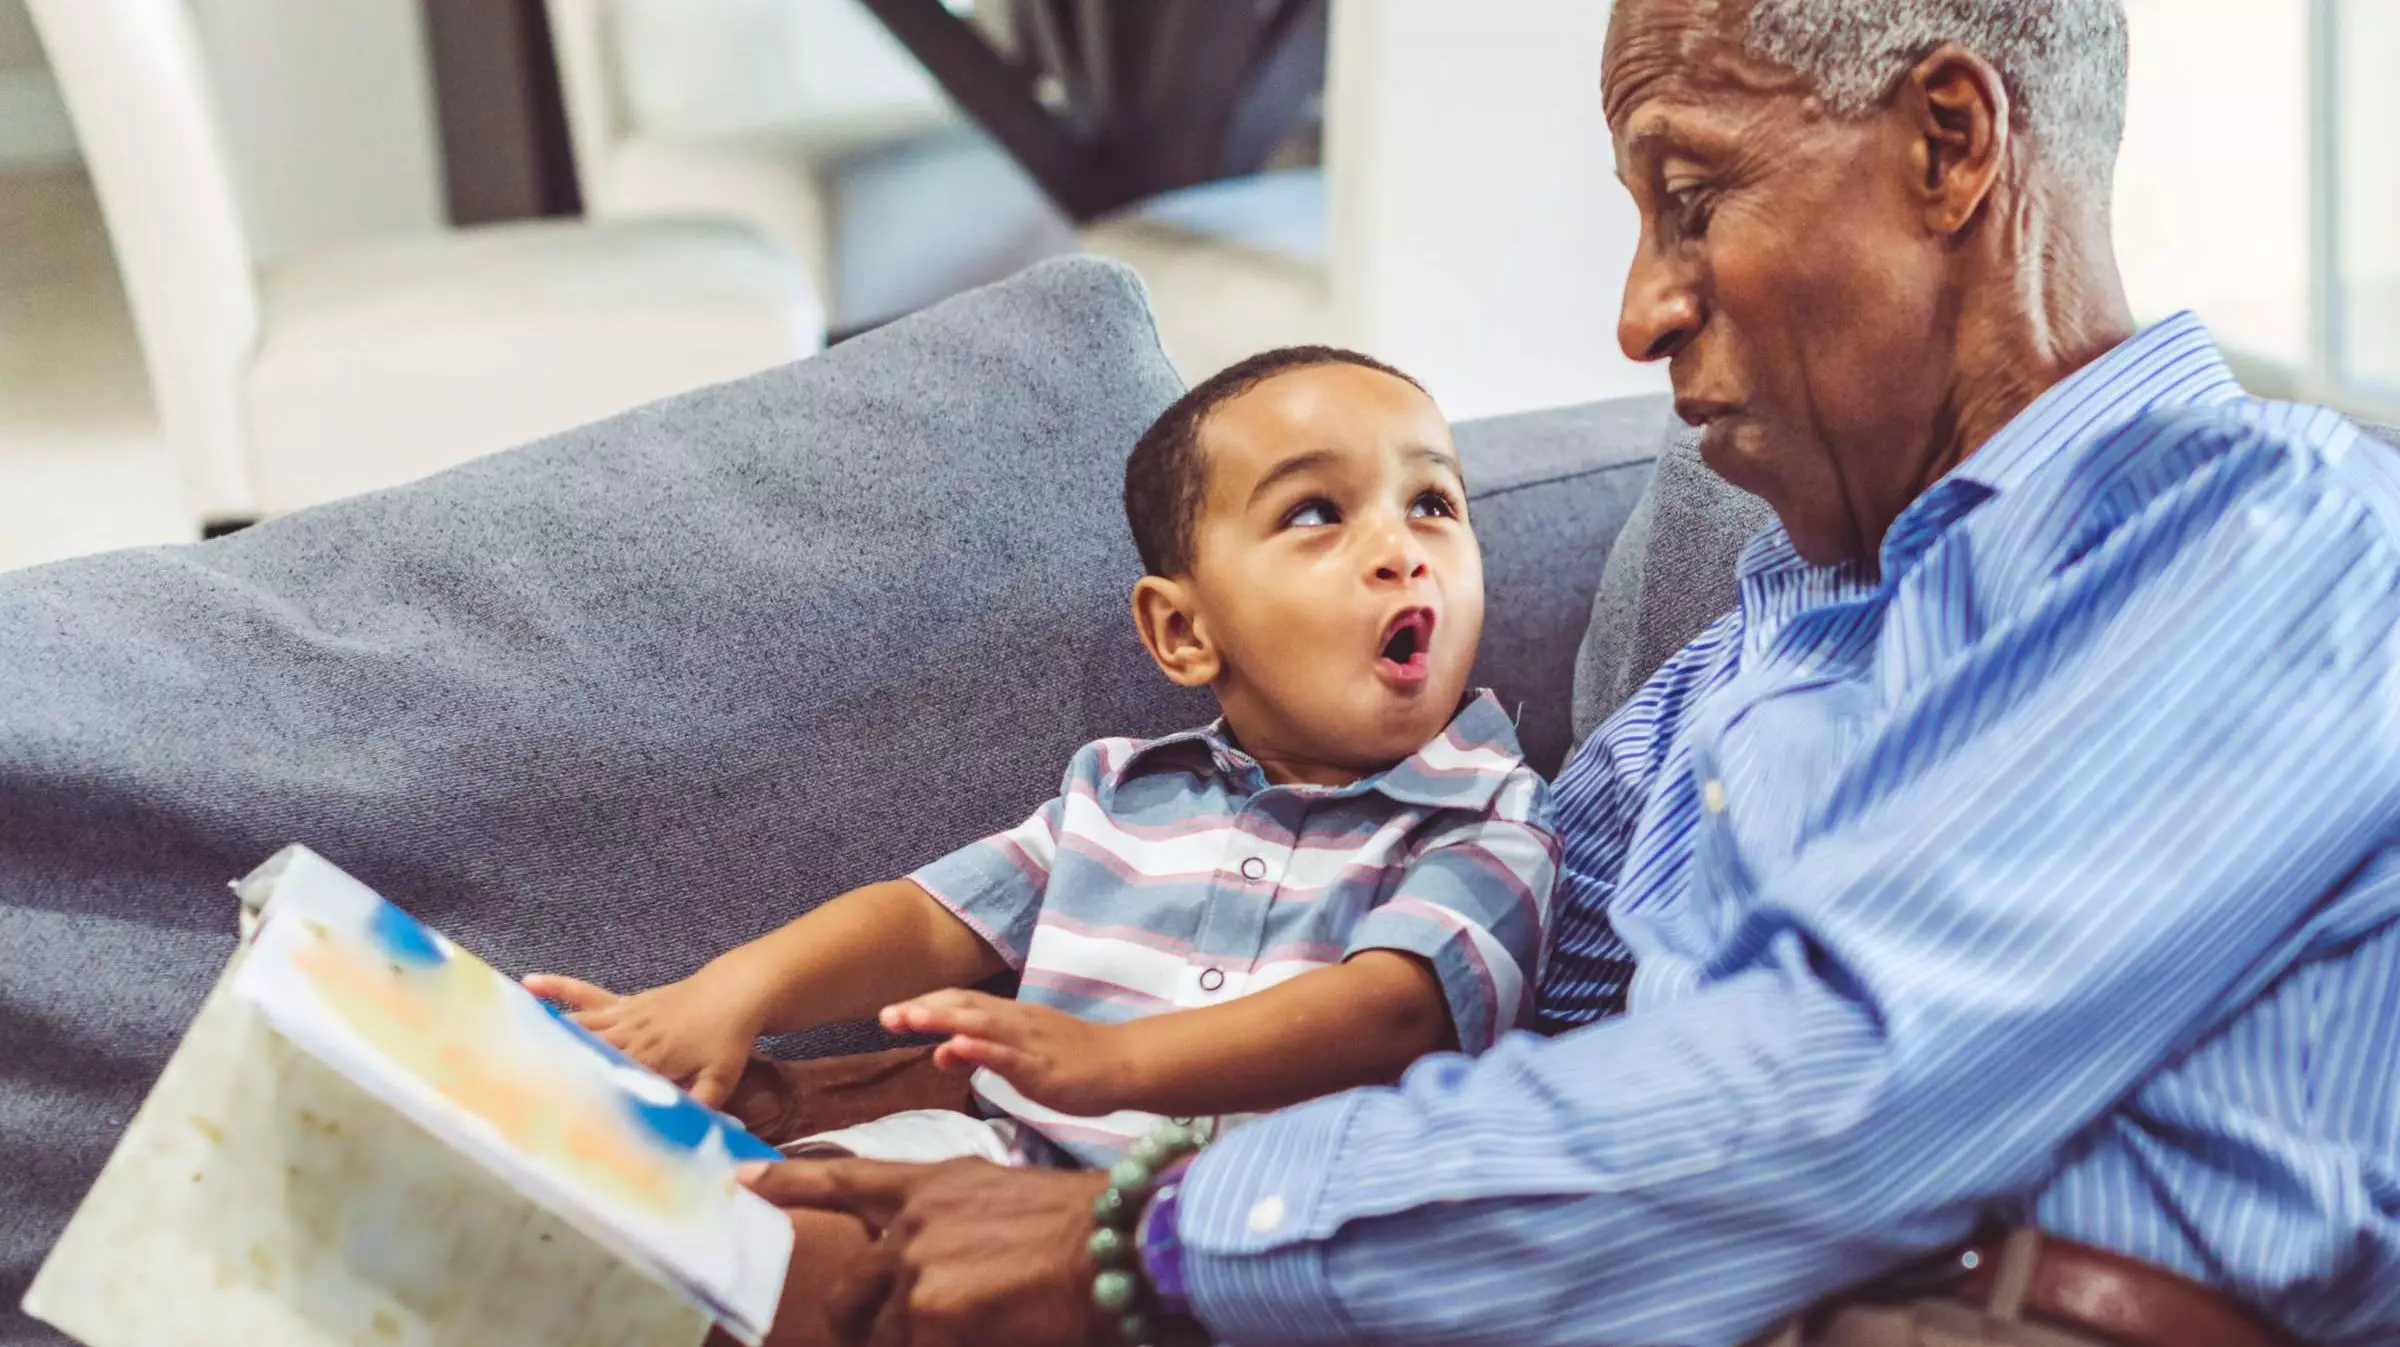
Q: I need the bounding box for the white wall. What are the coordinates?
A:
[185,0,446,262]
[1325,0,1667,422]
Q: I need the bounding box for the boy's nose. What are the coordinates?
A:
[1369,520,1432,583]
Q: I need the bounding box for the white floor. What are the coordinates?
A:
[0,168,192,574]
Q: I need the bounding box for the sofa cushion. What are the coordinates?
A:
[0,257,1194,1338]
[1571,415,1776,742]
[1456,397,1670,774]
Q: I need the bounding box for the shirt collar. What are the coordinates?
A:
[1112,689,1527,813]
[1945,310,2244,497]
[1737,311,2246,590]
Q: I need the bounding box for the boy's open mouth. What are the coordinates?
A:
[1376,607,1436,687]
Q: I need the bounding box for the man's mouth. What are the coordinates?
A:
[1673,397,1742,429]
[1376,607,1436,688]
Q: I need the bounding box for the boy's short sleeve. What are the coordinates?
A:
[906,742,1106,969]
[1344,767,1559,1054]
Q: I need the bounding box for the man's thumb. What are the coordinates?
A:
[743,1158,920,1231]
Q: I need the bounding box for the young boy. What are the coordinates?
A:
[527,346,1557,1175]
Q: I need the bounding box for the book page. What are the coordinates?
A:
[228,847,793,1344]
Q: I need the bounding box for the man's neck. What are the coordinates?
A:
[1922,193,2138,493]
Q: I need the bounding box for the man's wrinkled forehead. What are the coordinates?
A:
[1603,0,1804,135]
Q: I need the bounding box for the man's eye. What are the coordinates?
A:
[1667,184,1713,237]
[1410,490,1460,520]
[1284,499,1339,528]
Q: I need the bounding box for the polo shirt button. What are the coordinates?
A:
[1239,856,1267,881]
[1247,1195,1286,1234]
[1198,967,1225,992]
[1702,778,1727,814]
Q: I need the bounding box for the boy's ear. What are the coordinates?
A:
[1131,576,1219,688]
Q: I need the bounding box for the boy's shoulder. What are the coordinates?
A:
[1052,727,1221,790]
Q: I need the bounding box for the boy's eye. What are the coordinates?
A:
[1410,489,1460,520]
[1284,499,1340,529]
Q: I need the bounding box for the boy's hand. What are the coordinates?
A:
[523,970,764,1110]
[881,990,1138,1118]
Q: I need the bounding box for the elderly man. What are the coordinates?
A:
[739,0,2400,1342]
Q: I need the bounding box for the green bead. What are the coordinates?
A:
[1087,1226,1130,1266]
[1129,1134,1171,1169]
[1091,1270,1140,1314]
[1107,1159,1154,1199]
[1092,1186,1133,1226]
[1116,1311,1155,1345]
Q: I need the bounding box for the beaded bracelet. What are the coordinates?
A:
[1087,1122,1209,1347]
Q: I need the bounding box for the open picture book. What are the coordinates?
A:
[24,845,793,1347]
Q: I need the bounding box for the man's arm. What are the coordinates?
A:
[1162,431,2400,1345]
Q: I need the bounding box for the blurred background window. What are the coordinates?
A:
[2327,0,2400,411]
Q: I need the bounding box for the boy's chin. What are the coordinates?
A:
[1351,680,1465,751]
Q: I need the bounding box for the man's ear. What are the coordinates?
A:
[1131,576,1220,688]
[1903,44,2010,235]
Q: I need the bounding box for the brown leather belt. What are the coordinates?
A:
[1945,1229,2286,1347]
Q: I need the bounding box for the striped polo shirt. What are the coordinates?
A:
[909,690,1557,1168]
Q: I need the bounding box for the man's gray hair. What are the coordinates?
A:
[1740,0,2130,194]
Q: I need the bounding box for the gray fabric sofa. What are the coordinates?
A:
[0,258,1708,1344]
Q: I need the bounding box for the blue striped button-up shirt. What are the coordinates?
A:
[1170,315,2400,1345]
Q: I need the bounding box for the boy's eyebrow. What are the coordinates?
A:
[1246,449,1340,507]
[1410,445,1465,479]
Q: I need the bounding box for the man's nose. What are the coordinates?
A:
[1618,245,1702,364]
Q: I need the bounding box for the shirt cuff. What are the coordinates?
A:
[1178,1094,1365,1344]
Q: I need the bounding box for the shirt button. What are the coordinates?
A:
[1238,856,1267,881]
[1198,967,1225,992]
[1247,1195,1286,1234]
[1702,778,1727,814]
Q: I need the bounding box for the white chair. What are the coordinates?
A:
[545,0,958,307]
[544,0,1339,376]
[29,0,826,525]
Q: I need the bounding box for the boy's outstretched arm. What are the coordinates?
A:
[882,951,1455,1119]
[527,878,1009,1106]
